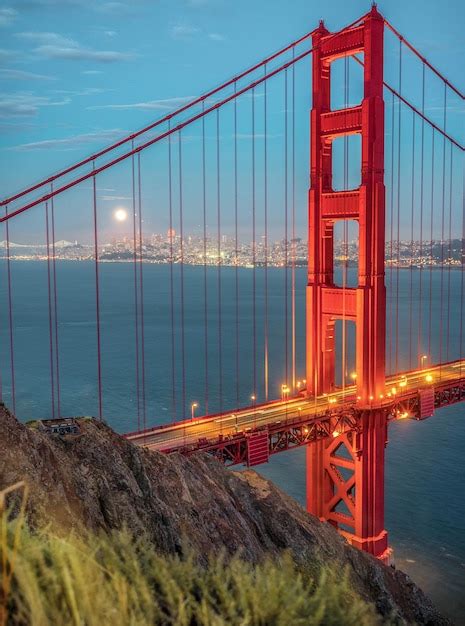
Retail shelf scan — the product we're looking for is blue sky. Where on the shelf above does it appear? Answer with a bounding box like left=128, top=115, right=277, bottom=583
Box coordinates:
left=0, top=0, right=463, bottom=241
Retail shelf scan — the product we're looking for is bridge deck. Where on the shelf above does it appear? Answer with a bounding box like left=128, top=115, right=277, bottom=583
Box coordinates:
left=126, top=360, right=465, bottom=459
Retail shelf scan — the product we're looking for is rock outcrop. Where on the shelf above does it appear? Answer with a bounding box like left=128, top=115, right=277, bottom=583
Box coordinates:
left=0, top=406, right=449, bottom=625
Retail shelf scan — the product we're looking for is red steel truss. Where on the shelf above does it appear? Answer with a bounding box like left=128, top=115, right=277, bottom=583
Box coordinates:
left=146, top=376, right=465, bottom=468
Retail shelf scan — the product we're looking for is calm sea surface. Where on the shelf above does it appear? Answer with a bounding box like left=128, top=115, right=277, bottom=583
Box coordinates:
left=0, top=261, right=463, bottom=621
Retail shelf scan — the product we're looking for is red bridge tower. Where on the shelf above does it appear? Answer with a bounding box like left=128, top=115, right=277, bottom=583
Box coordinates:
left=306, top=7, right=389, bottom=561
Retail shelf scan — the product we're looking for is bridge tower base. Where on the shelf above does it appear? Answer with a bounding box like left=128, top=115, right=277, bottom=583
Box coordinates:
left=306, top=410, right=389, bottom=561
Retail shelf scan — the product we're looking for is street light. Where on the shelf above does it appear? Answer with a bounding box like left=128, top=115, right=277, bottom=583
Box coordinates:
left=281, top=384, right=290, bottom=401
left=421, top=355, right=428, bottom=369
left=191, top=402, right=198, bottom=420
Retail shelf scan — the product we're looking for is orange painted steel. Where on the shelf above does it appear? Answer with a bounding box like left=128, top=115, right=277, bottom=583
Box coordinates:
left=306, top=6, right=389, bottom=561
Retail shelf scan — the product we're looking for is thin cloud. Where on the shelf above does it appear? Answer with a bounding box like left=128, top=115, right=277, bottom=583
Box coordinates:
left=0, top=49, right=14, bottom=63
left=35, top=45, right=135, bottom=62
left=208, top=33, right=225, bottom=42
left=0, top=7, right=18, bottom=27
left=101, top=195, right=131, bottom=201
left=0, top=93, right=71, bottom=118
left=171, top=24, right=200, bottom=39
left=82, top=69, right=103, bottom=75
left=52, top=87, right=107, bottom=96
left=10, top=128, right=127, bottom=151
left=88, top=96, right=195, bottom=111
left=15, top=31, right=77, bottom=46
left=0, top=68, right=56, bottom=81
left=236, top=133, right=280, bottom=140
left=15, top=31, right=135, bottom=63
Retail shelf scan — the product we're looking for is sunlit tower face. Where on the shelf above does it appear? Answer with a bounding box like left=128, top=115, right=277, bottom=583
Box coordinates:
left=114, top=208, right=128, bottom=223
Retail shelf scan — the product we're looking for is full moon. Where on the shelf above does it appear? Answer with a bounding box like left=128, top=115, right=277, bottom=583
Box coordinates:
left=114, top=208, right=128, bottom=222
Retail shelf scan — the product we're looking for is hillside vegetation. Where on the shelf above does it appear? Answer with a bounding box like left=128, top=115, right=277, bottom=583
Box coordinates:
left=2, top=516, right=381, bottom=626
left=0, top=406, right=450, bottom=625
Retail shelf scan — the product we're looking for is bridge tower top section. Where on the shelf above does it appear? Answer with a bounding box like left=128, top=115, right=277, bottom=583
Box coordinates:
left=307, top=5, right=386, bottom=403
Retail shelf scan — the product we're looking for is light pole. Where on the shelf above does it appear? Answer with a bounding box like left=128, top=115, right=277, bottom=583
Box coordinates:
left=281, top=384, right=290, bottom=401
left=421, top=354, right=428, bottom=370
left=191, top=402, right=198, bottom=420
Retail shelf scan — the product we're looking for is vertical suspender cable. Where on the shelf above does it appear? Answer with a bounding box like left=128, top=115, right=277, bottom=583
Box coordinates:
left=216, top=110, right=223, bottom=413
left=408, top=112, right=415, bottom=370
left=428, top=131, right=435, bottom=358
left=50, top=186, right=61, bottom=417
left=458, top=171, right=465, bottom=376
left=342, top=54, right=348, bottom=397
left=439, top=85, right=447, bottom=376
left=284, top=69, right=289, bottom=387
left=395, top=39, right=402, bottom=374
left=418, top=65, right=425, bottom=367
left=5, top=208, right=15, bottom=413
left=389, top=91, right=395, bottom=374
left=131, top=148, right=141, bottom=430
left=178, top=131, right=186, bottom=418
left=264, top=67, right=269, bottom=401
left=446, top=143, right=453, bottom=362
left=168, top=123, right=176, bottom=421
left=137, top=153, right=147, bottom=431
left=252, top=88, right=257, bottom=400
left=202, top=104, right=209, bottom=413
left=92, top=165, right=103, bottom=420
left=233, top=88, right=240, bottom=407
left=45, top=202, right=55, bottom=419
left=291, top=48, right=296, bottom=391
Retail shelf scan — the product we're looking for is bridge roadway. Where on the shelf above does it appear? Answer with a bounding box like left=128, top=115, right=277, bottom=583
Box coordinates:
left=126, top=360, right=465, bottom=453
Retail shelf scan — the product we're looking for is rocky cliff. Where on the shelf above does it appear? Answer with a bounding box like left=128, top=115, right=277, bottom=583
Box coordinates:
left=0, top=406, right=450, bottom=625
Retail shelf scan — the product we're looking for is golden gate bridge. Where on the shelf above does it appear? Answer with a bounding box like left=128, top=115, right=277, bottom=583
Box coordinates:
left=1, top=6, right=464, bottom=563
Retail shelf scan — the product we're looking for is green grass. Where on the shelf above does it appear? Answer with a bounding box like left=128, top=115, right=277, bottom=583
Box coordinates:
left=1, top=501, right=383, bottom=625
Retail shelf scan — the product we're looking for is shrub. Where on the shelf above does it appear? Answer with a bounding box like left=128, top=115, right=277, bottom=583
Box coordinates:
left=1, top=492, right=381, bottom=625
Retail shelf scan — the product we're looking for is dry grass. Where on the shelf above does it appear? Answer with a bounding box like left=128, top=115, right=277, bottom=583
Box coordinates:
left=0, top=482, right=28, bottom=626
left=1, top=490, right=383, bottom=626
